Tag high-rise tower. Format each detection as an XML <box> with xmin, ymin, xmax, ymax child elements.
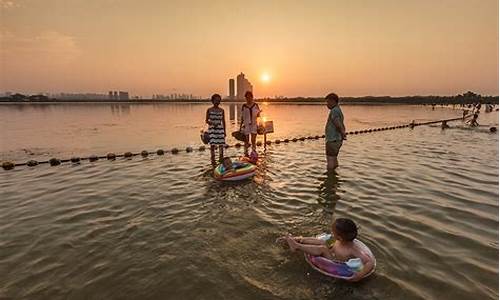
<box><xmin>229</xmin><ymin>79</ymin><xmax>235</xmax><ymax>100</ymax></box>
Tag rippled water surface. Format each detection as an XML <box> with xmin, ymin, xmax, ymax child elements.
<box><xmin>0</xmin><ymin>103</ymin><xmax>498</xmax><ymax>300</ymax></box>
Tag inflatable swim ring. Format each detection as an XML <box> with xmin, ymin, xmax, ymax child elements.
<box><xmin>214</xmin><ymin>161</ymin><xmax>256</xmax><ymax>181</ymax></box>
<box><xmin>304</xmin><ymin>233</ymin><xmax>376</xmax><ymax>280</ymax></box>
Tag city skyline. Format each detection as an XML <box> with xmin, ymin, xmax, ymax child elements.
<box><xmin>235</xmin><ymin>72</ymin><xmax>253</xmax><ymax>100</ymax></box>
<box><xmin>0</xmin><ymin>0</ymin><xmax>498</xmax><ymax>97</ymax></box>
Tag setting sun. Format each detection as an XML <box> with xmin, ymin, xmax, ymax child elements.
<box><xmin>261</xmin><ymin>73</ymin><xmax>271</xmax><ymax>83</ymax></box>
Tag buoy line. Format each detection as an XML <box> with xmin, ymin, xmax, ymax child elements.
<box><xmin>0</xmin><ymin>116</ymin><xmax>473</xmax><ymax>171</ymax></box>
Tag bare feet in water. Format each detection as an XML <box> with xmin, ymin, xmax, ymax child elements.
<box><xmin>285</xmin><ymin>236</ymin><xmax>299</xmax><ymax>252</ymax></box>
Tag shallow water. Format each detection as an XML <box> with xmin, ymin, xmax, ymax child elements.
<box><xmin>0</xmin><ymin>103</ymin><xmax>477</xmax><ymax>161</ymax></box>
<box><xmin>0</xmin><ymin>103</ymin><xmax>498</xmax><ymax>300</ymax></box>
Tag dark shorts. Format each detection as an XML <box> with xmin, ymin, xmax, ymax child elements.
<box><xmin>326</xmin><ymin>140</ymin><xmax>343</xmax><ymax>157</ymax></box>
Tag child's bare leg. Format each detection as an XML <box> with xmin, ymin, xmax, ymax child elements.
<box><xmin>244</xmin><ymin>135</ymin><xmax>250</xmax><ymax>156</ymax></box>
<box><xmin>285</xmin><ymin>237</ymin><xmax>333</xmax><ymax>259</ymax></box>
<box><xmin>218</xmin><ymin>145</ymin><xmax>224</xmax><ymax>162</ymax></box>
<box><xmin>299</xmin><ymin>237</ymin><xmax>327</xmax><ymax>245</ymax></box>
<box><xmin>276</xmin><ymin>236</ymin><xmax>324</xmax><ymax>245</ymax></box>
<box><xmin>251</xmin><ymin>133</ymin><xmax>257</xmax><ymax>151</ymax></box>
<box><xmin>210</xmin><ymin>145</ymin><xmax>216</xmax><ymax>161</ymax></box>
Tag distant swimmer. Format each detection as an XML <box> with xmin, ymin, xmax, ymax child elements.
<box><xmin>467</xmin><ymin>112</ymin><xmax>479</xmax><ymax>127</ymax></box>
<box><xmin>441</xmin><ymin>121</ymin><xmax>450</xmax><ymax>129</ymax></box>
<box><xmin>462</xmin><ymin>109</ymin><xmax>469</xmax><ymax>119</ymax></box>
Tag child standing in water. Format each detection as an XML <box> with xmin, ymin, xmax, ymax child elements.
<box><xmin>280</xmin><ymin>218</ymin><xmax>375</xmax><ymax>282</ymax></box>
<box><xmin>206</xmin><ymin>94</ymin><xmax>226</xmax><ymax>162</ymax></box>
<box><xmin>240</xmin><ymin>91</ymin><xmax>261</xmax><ymax>155</ymax></box>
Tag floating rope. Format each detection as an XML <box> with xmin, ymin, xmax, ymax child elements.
<box><xmin>0</xmin><ymin>116</ymin><xmax>473</xmax><ymax>171</ymax></box>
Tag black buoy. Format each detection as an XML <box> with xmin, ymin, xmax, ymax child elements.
<box><xmin>186</xmin><ymin>147</ymin><xmax>193</xmax><ymax>153</ymax></box>
<box><xmin>198</xmin><ymin>146</ymin><xmax>206</xmax><ymax>151</ymax></box>
<box><xmin>266</xmin><ymin>140</ymin><xmax>272</xmax><ymax>145</ymax></box>
<box><xmin>292</xmin><ymin>138</ymin><xmax>298</xmax><ymax>142</ymax></box>
<box><xmin>141</xmin><ymin>150</ymin><xmax>149</xmax><ymax>157</ymax></box>
<box><xmin>256</xmin><ymin>141</ymin><xmax>263</xmax><ymax>147</ymax></box>
<box><xmin>2</xmin><ymin>161</ymin><xmax>15</xmax><ymax>170</ymax></box>
<box><xmin>299</xmin><ymin>137</ymin><xmax>305</xmax><ymax>141</ymax></box>
<box><xmin>321</xmin><ymin>135</ymin><xmax>326</xmax><ymax>138</ymax></box>
<box><xmin>314</xmin><ymin>135</ymin><xmax>320</xmax><ymax>139</ymax></box>
<box><xmin>490</xmin><ymin>127</ymin><xmax>497</xmax><ymax>133</ymax></box>
<box><xmin>354</xmin><ymin>131</ymin><xmax>359</xmax><ymax>134</ymax></box>
<box><xmin>89</xmin><ymin>155</ymin><xmax>99</xmax><ymax>162</ymax></box>
<box><xmin>27</xmin><ymin>160</ymin><xmax>38</xmax><ymax>167</ymax></box>
<box><xmin>107</xmin><ymin>153</ymin><xmax>116</xmax><ymax>160</ymax></box>
<box><xmin>284</xmin><ymin>139</ymin><xmax>290</xmax><ymax>143</ymax></box>
<box><xmin>235</xmin><ymin>143</ymin><xmax>241</xmax><ymax>148</ymax></box>
<box><xmin>157</xmin><ymin>149</ymin><xmax>165</xmax><ymax>155</ymax></box>
<box><xmin>70</xmin><ymin>157</ymin><xmax>80</xmax><ymax>163</ymax></box>
<box><xmin>275</xmin><ymin>139</ymin><xmax>281</xmax><ymax>144</ymax></box>
<box><xmin>171</xmin><ymin>148</ymin><xmax>179</xmax><ymax>154</ymax></box>
<box><xmin>124</xmin><ymin>152</ymin><xmax>133</xmax><ymax>158</ymax></box>
<box><xmin>49</xmin><ymin>158</ymin><xmax>61</xmax><ymax>166</ymax></box>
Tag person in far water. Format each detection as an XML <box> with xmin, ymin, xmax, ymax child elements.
<box><xmin>206</xmin><ymin>94</ymin><xmax>226</xmax><ymax>163</ymax></box>
<box><xmin>241</xmin><ymin>91</ymin><xmax>261</xmax><ymax>156</ymax></box>
<box><xmin>325</xmin><ymin>93</ymin><xmax>346</xmax><ymax>171</ymax></box>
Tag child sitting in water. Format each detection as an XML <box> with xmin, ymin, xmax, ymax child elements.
<box><xmin>281</xmin><ymin>218</ymin><xmax>375</xmax><ymax>282</ymax></box>
<box><xmin>222</xmin><ymin>157</ymin><xmax>233</xmax><ymax>172</ymax></box>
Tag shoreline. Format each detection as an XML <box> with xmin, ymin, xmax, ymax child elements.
<box><xmin>0</xmin><ymin>97</ymin><xmax>498</xmax><ymax>105</ymax></box>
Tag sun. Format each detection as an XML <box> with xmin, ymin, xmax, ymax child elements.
<box><xmin>261</xmin><ymin>73</ymin><xmax>271</xmax><ymax>82</ymax></box>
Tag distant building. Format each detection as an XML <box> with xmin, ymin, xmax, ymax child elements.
<box><xmin>56</xmin><ymin>93</ymin><xmax>107</xmax><ymax>100</ymax></box>
<box><xmin>236</xmin><ymin>72</ymin><xmax>252</xmax><ymax>100</ymax></box>
<box><xmin>229</xmin><ymin>79</ymin><xmax>235</xmax><ymax>100</ymax></box>
<box><xmin>28</xmin><ymin>94</ymin><xmax>49</xmax><ymax>101</ymax></box>
<box><xmin>109</xmin><ymin>91</ymin><xmax>113</xmax><ymax>100</ymax></box>
<box><xmin>118</xmin><ymin>91</ymin><xmax>129</xmax><ymax>100</ymax></box>
<box><xmin>113</xmin><ymin>91</ymin><xmax>118</xmax><ymax>100</ymax></box>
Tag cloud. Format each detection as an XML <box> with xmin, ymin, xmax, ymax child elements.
<box><xmin>0</xmin><ymin>0</ymin><xmax>20</xmax><ymax>9</ymax></box>
<box><xmin>1</xmin><ymin>30</ymin><xmax>82</xmax><ymax>66</ymax></box>
<box><xmin>0</xmin><ymin>30</ymin><xmax>83</xmax><ymax>91</ymax></box>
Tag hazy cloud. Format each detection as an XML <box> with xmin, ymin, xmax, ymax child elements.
<box><xmin>0</xmin><ymin>0</ymin><xmax>20</xmax><ymax>9</ymax></box>
<box><xmin>0</xmin><ymin>30</ymin><xmax>82</xmax><ymax>91</ymax></box>
<box><xmin>1</xmin><ymin>30</ymin><xmax>82</xmax><ymax>65</ymax></box>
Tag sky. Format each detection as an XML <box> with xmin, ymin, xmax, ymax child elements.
<box><xmin>0</xmin><ymin>0</ymin><xmax>498</xmax><ymax>98</ymax></box>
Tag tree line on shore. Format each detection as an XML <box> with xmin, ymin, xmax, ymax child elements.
<box><xmin>1</xmin><ymin>91</ymin><xmax>498</xmax><ymax>105</ymax></box>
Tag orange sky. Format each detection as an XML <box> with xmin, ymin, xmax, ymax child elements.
<box><xmin>0</xmin><ymin>0</ymin><xmax>498</xmax><ymax>98</ymax></box>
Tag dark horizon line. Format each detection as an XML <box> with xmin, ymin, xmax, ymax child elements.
<box><xmin>1</xmin><ymin>95</ymin><xmax>498</xmax><ymax>105</ymax></box>
<box><xmin>1</xmin><ymin>91</ymin><xmax>499</xmax><ymax>99</ymax></box>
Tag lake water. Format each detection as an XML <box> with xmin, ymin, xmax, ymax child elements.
<box><xmin>0</xmin><ymin>103</ymin><xmax>498</xmax><ymax>300</ymax></box>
